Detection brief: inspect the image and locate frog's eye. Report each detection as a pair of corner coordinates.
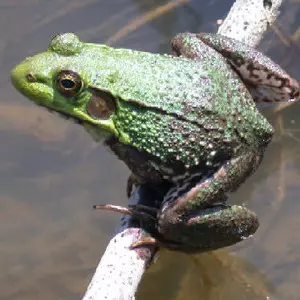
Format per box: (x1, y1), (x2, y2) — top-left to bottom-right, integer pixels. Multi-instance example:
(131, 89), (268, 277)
(86, 90), (116, 120)
(57, 70), (82, 97)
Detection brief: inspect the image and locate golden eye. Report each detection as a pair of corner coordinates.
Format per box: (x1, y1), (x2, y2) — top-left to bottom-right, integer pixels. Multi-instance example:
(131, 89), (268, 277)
(57, 70), (82, 97)
(86, 90), (116, 119)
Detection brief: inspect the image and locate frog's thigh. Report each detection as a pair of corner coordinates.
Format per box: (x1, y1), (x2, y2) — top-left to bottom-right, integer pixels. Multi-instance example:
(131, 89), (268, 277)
(160, 150), (263, 218)
(196, 33), (300, 102)
(171, 32), (299, 102)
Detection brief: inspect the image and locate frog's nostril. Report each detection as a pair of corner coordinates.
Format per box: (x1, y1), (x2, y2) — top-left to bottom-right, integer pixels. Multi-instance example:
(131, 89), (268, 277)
(26, 72), (36, 82)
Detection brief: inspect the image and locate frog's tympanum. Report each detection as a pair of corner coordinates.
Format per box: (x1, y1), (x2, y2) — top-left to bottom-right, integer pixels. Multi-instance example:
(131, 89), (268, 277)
(11, 33), (299, 253)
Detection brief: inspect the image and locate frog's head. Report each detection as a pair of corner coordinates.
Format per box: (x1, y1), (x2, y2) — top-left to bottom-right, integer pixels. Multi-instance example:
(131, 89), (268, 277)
(11, 33), (207, 169)
(10, 33), (125, 142)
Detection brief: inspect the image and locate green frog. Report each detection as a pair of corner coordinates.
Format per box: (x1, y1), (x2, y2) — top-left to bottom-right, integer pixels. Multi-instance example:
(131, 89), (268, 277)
(10, 33), (299, 253)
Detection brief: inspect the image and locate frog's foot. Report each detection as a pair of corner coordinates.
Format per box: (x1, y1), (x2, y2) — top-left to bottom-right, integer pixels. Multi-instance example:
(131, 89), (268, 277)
(94, 204), (133, 215)
(94, 203), (164, 249)
(172, 32), (300, 103)
(130, 231), (159, 248)
(129, 231), (185, 250)
(94, 204), (185, 250)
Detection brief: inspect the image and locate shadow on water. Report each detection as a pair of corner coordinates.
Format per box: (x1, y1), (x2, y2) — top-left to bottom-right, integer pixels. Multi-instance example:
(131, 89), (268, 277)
(1, 0), (300, 299)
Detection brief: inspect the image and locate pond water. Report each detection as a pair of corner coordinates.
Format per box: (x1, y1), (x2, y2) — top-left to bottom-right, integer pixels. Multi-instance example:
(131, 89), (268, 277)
(1, 1), (300, 299)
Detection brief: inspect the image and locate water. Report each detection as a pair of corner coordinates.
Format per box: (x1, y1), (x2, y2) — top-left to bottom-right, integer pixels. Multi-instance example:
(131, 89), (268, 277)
(1, 1), (300, 299)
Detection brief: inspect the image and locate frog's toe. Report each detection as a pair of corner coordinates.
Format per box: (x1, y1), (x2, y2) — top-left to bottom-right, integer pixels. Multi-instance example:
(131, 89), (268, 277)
(94, 203), (158, 223)
(93, 204), (133, 215)
(130, 231), (184, 251)
(130, 232), (159, 249)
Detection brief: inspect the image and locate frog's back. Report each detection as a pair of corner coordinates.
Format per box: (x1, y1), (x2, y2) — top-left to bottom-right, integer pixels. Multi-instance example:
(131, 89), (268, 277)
(89, 45), (273, 147)
(80, 45), (272, 172)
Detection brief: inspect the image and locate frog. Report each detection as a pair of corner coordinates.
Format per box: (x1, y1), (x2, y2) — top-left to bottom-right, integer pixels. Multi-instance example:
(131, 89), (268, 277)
(10, 32), (299, 253)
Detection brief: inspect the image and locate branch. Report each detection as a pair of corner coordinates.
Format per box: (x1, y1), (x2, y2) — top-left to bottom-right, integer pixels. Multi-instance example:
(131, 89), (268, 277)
(83, 186), (158, 300)
(218, 0), (282, 47)
(82, 0), (283, 299)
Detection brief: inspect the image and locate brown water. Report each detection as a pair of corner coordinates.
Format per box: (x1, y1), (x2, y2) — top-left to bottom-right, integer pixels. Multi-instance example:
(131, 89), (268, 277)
(1, 1), (300, 299)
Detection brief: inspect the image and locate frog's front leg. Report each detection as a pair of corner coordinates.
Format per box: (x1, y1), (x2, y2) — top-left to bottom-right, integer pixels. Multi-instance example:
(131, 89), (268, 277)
(154, 150), (262, 253)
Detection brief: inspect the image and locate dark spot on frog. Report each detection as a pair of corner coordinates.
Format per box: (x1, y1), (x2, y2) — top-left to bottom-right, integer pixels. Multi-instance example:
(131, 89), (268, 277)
(234, 128), (249, 145)
(231, 111), (239, 123)
(232, 56), (245, 67)
(261, 97), (273, 102)
(266, 75), (286, 88)
(246, 64), (261, 79)
(155, 114), (162, 121)
(200, 75), (209, 81)
(219, 116), (227, 128)
(107, 71), (120, 84)
(266, 73), (273, 80)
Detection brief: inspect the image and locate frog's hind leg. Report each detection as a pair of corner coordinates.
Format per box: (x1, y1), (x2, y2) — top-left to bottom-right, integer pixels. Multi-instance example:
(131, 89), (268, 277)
(171, 32), (299, 103)
(196, 33), (300, 103)
(156, 150), (262, 252)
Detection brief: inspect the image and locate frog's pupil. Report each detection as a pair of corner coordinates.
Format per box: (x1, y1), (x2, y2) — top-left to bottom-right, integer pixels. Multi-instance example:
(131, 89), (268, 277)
(61, 78), (75, 89)
(56, 70), (82, 97)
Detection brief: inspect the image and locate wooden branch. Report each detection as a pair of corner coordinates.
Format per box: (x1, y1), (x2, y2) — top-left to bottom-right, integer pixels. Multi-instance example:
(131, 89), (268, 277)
(82, 0), (283, 299)
(218, 0), (282, 47)
(83, 186), (158, 300)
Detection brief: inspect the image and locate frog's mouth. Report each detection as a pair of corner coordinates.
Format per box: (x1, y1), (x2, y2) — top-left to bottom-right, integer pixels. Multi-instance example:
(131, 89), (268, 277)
(36, 103), (108, 142)
(43, 104), (86, 125)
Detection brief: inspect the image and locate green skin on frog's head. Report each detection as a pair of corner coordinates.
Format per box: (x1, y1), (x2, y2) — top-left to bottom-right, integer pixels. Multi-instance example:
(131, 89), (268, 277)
(11, 33), (300, 253)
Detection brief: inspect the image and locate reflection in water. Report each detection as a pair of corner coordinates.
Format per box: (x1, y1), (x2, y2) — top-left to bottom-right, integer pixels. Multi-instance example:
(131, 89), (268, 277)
(1, 0), (300, 300)
(138, 250), (273, 300)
